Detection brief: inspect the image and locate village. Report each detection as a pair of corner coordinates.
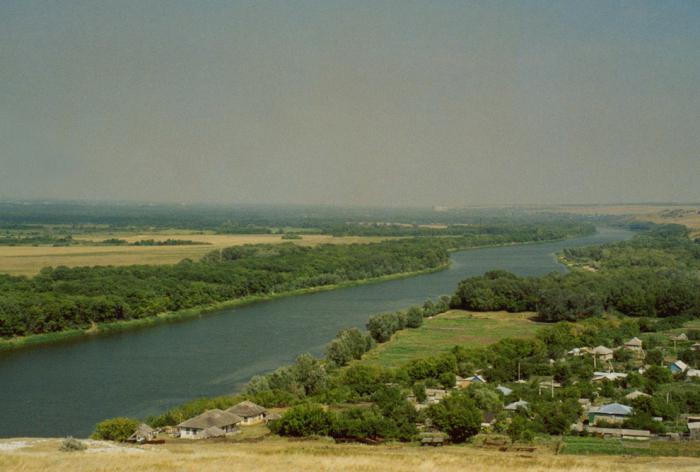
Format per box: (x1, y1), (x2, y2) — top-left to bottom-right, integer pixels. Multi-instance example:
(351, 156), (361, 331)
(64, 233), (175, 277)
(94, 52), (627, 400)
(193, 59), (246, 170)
(118, 329), (700, 449)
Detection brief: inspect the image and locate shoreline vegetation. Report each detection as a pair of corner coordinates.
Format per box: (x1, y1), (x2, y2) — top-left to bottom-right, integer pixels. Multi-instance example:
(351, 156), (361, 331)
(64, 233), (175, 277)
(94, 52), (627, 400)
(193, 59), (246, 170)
(0, 229), (594, 352)
(0, 263), (449, 352)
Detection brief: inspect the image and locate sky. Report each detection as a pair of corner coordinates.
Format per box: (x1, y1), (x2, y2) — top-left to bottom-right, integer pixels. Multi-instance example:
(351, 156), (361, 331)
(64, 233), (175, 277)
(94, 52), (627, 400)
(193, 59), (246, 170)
(1, 1), (699, 207)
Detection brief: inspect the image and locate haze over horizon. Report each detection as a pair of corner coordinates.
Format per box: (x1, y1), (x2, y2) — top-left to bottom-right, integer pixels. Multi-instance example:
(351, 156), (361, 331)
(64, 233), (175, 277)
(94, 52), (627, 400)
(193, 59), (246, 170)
(2, 1), (699, 207)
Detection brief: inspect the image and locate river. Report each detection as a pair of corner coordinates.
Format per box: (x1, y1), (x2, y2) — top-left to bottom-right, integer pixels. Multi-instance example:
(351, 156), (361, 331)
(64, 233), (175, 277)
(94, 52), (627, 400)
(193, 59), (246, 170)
(0, 227), (633, 437)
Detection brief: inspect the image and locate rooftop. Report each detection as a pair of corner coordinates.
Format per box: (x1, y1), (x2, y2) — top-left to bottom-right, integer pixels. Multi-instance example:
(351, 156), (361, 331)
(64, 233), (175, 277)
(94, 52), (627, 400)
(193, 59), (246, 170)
(178, 409), (242, 430)
(227, 401), (267, 418)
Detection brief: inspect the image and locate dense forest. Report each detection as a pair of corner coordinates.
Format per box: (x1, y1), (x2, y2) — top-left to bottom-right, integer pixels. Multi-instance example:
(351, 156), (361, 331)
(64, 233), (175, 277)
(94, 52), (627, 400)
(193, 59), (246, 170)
(0, 221), (593, 339)
(451, 224), (700, 322)
(0, 240), (446, 338)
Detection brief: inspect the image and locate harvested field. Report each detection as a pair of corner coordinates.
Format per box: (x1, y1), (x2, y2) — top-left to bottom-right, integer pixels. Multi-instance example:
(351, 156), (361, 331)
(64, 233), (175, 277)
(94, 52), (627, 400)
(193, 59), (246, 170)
(0, 234), (394, 276)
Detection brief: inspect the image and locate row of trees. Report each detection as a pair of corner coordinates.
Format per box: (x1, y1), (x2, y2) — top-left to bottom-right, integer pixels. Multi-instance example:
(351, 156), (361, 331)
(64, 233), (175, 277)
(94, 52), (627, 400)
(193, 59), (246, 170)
(366, 297), (451, 343)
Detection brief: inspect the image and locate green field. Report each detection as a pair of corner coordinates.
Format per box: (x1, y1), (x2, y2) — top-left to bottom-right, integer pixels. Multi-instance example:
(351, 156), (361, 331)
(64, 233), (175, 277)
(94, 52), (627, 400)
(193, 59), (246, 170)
(360, 310), (542, 368)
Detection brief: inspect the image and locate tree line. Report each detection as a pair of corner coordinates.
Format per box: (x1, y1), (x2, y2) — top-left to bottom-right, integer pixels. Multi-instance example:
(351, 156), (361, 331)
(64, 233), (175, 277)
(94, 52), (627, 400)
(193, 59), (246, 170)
(451, 224), (700, 322)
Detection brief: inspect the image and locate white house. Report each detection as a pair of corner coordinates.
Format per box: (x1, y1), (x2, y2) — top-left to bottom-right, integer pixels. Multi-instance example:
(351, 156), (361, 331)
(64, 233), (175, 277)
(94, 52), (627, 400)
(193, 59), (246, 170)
(127, 423), (157, 443)
(177, 409), (242, 439)
(592, 371), (627, 382)
(504, 400), (529, 411)
(496, 385), (513, 396)
(623, 337), (643, 352)
(624, 390), (651, 401)
(592, 346), (614, 361)
(226, 401), (267, 425)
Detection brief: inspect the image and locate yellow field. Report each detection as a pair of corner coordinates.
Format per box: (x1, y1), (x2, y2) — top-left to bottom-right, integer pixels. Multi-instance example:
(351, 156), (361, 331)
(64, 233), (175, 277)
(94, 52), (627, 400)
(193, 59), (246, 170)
(548, 204), (700, 238)
(1, 438), (696, 472)
(0, 234), (394, 276)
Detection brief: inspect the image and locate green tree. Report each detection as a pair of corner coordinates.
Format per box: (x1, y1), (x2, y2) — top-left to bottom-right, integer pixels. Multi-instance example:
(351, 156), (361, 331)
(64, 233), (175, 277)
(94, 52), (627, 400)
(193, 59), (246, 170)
(405, 306), (424, 328)
(427, 392), (482, 443)
(92, 417), (141, 442)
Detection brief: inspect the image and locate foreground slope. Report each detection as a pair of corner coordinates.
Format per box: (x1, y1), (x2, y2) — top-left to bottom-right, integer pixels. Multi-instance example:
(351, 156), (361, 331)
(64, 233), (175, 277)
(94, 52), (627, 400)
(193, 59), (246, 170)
(2, 438), (699, 472)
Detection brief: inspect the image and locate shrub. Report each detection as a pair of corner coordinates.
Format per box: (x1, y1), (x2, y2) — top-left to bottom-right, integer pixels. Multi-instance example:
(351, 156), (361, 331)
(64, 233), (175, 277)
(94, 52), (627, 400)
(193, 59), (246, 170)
(412, 382), (427, 403)
(405, 307), (424, 328)
(270, 403), (332, 437)
(60, 437), (87, 452)
(91, 417), (141, 442)
(508, 414), (535, 443)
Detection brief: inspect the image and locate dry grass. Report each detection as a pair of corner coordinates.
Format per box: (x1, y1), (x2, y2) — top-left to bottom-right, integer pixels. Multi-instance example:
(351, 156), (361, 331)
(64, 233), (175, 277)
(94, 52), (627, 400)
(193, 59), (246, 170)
(1, 438), (698, 472)
(0, 234), (393, 276)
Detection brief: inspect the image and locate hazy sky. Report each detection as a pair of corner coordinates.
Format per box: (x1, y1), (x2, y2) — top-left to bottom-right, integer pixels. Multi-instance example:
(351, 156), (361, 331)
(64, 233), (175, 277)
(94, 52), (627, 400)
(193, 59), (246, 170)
(1, 1), (699, 207)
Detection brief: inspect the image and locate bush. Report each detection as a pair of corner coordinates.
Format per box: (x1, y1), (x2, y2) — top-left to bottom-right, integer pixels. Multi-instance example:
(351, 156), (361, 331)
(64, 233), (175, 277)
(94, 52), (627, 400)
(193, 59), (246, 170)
(91, 417), (141, 442)
(60, 437), (87, 452)
(508, 414), (535, 443)
(412, 382), (427, 403)
(405, 306), (424, 328)
(270, 403), (332, 437)
(330, 407), (399, 441)
(427, 391), (482, 443)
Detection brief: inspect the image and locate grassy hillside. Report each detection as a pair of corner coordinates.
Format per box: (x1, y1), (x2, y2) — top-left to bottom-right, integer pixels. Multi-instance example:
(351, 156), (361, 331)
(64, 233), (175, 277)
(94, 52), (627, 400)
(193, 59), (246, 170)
(1, 438), (696, 472)
(360, 310), (542, 368)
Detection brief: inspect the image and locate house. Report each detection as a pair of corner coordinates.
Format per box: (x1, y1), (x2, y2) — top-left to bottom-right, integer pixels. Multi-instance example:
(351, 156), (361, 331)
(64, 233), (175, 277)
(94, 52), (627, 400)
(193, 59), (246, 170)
(177, 409), (242, 439)
(567, 347), (587, 357)
(226, 401), (267, 425)
(496, 385), (513, 396)
(588, 403), (633, 425)
(455, 376), (470, 389)
(592, 371), (628, 382)
(687, 369), (700, 379)
(127, 423), (157, 443)
(689, 422), (700, 439)
(585, 426), (650, 440)
(624, 390), (651, 401)
(425, 388), (447, 405)
(624, 337), (643, 351)
(671, 333), (688, 342)
(466, 374), (487, 384)
(691, 343), (700, 352)
(592, 346), (614, 362)
(504, 400), (529, 411)
(669, 360), (689, 374)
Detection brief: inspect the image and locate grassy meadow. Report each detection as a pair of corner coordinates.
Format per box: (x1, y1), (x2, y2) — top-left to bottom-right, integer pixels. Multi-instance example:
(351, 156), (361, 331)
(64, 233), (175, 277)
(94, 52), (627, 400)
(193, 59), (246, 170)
(360, 310), (542, 368)
(2, 437), (698, 472)
(0, 232), (394, 276)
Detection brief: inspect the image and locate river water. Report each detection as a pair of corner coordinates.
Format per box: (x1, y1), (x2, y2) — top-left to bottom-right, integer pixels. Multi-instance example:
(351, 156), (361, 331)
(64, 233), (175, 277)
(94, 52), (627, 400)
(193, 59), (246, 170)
(0, 227), (633, 437)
